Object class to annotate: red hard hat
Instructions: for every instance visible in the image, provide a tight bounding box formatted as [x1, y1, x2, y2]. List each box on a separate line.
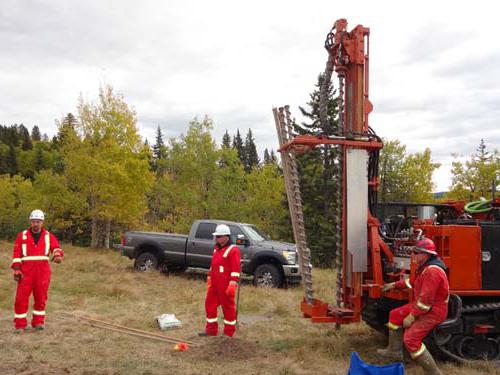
[414, 238, 437, 256]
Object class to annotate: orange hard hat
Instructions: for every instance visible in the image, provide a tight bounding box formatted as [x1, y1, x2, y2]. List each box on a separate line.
[414, 238, 437, 256]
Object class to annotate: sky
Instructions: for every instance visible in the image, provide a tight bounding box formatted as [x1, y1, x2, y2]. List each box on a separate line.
[1, 0, 499, 191]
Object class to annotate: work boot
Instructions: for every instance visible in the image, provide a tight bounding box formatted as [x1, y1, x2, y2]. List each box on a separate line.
[414, 348, 443, 375]
[34, 325, 45, 331]
[198, 332, 209, 337]
[376, 329, 403, 360]
[14, 329, 24, 334]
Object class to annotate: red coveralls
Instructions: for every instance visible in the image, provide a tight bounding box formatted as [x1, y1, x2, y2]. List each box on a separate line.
[387, 263, 449, 358]
[204, 243, 241, 337]
[11, 228, 63, 329]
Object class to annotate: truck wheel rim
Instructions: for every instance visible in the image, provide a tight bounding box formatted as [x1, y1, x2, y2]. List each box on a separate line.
[257, 272, 273, 287]
[140, 258, 154, 271]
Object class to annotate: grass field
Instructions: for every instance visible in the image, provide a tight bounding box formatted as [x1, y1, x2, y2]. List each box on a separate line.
[0, 241, 497, 374]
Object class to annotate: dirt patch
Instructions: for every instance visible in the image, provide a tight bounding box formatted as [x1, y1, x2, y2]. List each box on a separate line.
[187, 336, 259, 362]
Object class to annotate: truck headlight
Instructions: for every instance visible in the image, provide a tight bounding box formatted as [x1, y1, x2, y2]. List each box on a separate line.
[282, 250, 297, 264]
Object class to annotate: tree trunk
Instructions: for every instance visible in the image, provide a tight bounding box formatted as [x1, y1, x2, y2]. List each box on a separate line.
[91, 217, 98, 248]
[104, 219, 111, 249]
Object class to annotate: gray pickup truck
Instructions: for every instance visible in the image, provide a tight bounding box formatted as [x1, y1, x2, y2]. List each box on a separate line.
[114, 220, 301, 288]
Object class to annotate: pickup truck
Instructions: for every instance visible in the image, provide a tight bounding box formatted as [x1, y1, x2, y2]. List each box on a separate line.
[114, 220, 301, 288]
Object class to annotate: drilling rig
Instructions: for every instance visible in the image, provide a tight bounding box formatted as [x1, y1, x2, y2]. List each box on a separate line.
[274, 18, 500, 361]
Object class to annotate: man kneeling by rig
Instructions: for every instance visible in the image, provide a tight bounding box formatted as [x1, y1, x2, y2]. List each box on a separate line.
[378, 238, 449, 375]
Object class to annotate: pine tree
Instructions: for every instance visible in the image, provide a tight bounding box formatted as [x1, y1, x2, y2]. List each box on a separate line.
[294, 73, 341, 266]
[151, 126, 166, 172]
[244, 129, 259, 172]
[19, 125, 32, 150]
[263, 149, 271, 164]
[31, 125, 41, 141]
[222, 130, 231, 148]
[232, 129, 245, 164]
[152, 126, 165, 160]
[57, 113, 78, 144]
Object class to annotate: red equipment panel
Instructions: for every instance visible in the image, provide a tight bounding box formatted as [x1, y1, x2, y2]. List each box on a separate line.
[418, 225, 482, 290]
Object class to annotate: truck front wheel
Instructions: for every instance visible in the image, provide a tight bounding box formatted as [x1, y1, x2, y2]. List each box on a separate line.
[134, 252, 159, 272]
[253, 264, 283, 288]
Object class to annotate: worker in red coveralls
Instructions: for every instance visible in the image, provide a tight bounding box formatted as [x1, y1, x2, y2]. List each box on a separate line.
[11, 209, 64, 333]
[200, 224, 241, 337]
[378, 237, 449, 375]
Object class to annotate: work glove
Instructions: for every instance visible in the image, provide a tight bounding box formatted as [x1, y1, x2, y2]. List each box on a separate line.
[382, 282, 395, 293]
[206, 276, 212, 289]
[53, 255, 63, 264]
[403, 313, 415, 328]
[13, 269, 23, 282]
[225, 282, 237, 299]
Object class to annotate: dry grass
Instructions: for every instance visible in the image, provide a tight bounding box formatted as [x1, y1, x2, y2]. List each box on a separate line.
[0, 241, 497, 374]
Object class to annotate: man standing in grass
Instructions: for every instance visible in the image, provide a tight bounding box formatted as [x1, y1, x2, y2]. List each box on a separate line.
[201, 224, 241, 337]
[11, 209, 64, 333]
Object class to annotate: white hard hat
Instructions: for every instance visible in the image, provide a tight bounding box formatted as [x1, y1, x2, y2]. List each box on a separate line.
[29, 209, 45, 221]
[212, 224, 231, 236]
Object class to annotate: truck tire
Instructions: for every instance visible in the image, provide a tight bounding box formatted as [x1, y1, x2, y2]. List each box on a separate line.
[134, 252, 159, 272]
[253, 264, 283, 288]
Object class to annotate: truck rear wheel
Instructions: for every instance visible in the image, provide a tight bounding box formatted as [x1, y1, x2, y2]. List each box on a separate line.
[134, 252, 159, 272]
[253, 264, 283, 288]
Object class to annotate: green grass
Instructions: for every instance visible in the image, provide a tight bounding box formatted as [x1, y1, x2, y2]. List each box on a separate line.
[0, 241, 496, 374]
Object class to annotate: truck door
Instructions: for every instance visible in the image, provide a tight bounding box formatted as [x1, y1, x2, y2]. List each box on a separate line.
[187, 222, 217, 268]
[228, 225, 247, 271]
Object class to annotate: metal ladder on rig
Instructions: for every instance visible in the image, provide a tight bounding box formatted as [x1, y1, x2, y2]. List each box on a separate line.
[273, 106, 314, 304]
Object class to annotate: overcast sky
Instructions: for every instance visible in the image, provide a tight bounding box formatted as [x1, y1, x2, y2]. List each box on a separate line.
[1, 1, 499, 191]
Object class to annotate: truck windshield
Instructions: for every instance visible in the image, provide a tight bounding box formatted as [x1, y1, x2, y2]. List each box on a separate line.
[242, 225, 270, 242]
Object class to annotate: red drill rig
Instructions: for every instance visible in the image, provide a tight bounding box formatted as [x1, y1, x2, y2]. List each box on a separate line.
[274, 19, 500, 361]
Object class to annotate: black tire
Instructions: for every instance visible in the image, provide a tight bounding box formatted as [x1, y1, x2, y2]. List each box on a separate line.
[134, 252, 159, 272]
[253, 264, 283, 288]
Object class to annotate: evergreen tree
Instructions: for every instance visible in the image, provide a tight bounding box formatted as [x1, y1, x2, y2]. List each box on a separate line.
[222, 130, 231, 148]
[263, 148, 271, 164]
[31, 125, 41, 141]
[294, 73, 340, 266]
[244, 129, 259, 172]
[152, 126, 166, 160]
[57, 113, 78, 144]
[19, 125, 32, 150]
[232, 129, 245, 164]
[42, 133, 49, 142]
[151, 126, 166, 172]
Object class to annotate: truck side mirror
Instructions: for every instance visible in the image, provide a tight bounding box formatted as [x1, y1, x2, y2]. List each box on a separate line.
[236, 234, 249, 246]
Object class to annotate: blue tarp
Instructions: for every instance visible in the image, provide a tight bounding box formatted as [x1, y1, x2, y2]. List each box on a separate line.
[347, 352, 404, 375]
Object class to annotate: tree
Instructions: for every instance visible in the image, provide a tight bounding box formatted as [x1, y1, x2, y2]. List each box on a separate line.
[242, 164, 289, 240]
[0, 175, 37, 239]
[294, 73, 341, 266]
[244, 129, 259, 172]
[263, 149, 271, 164]
[32, 170, 87, 243]
[63, 85, 153, 248]
[31, 126, 41, 141]
[34, 146, 44, 172]
[151, 125, 166, 172]
[448, 139, 499, 200]
[379, 139, 440, 203]
[379, 139, 406, 202]
[19, 125, 32, 151]
[232, 129, 245, 165]
[222, 130, 231, 149]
